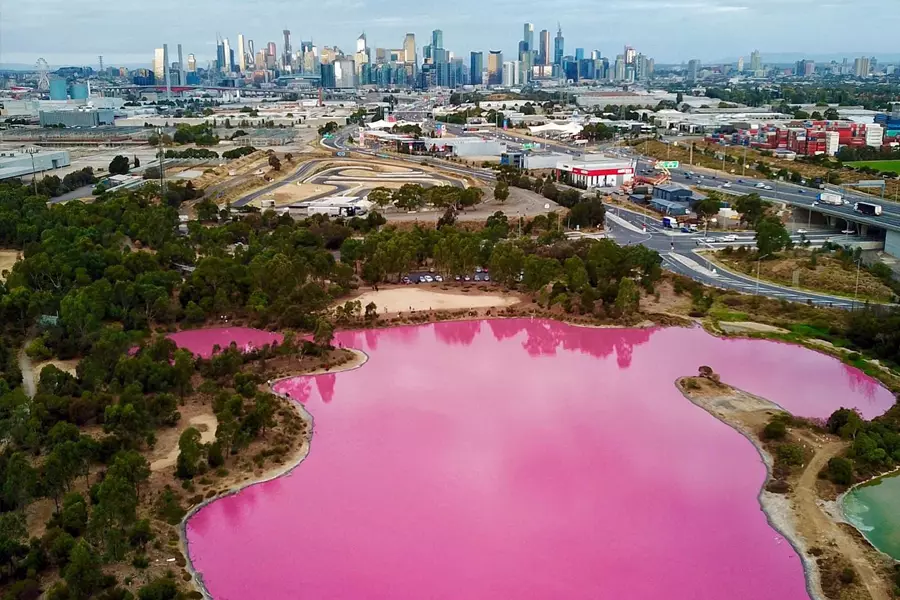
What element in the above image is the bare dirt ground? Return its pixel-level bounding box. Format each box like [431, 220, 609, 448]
[718, 321, 790, 334]
[678, 376, 894, 600]
[349, 286, 521, 315]
[385, 185, 560, 223]
[713, 250, 894, 303]
[270, 182, 338, 205]
[0, 249, 20, 280]
[150, 413, 219, 472]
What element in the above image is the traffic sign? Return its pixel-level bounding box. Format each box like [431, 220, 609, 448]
[658, 161, 679, 169]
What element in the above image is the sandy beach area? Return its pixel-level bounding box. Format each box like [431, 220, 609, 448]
[351, 286, 520, 315]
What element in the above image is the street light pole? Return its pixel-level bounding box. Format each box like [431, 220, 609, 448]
[742, 145, 747, 177]
[27, 150, 38, 195]
[755, 253, 771, 296]
[854, 259, 861, 310]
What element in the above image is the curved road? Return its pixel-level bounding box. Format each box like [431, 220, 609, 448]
[319, 120, 884, 309]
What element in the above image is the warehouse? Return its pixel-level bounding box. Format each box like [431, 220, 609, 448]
[39, 109, 116, 128]
[555, 158, 635, 188]
[0, 149, 71, 180]
[426, 137, 505, 157]
[653, 184, 693, 202]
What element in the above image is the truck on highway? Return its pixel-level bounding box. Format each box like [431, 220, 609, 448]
[854, 202, 883, 217]
[818, 192, 843, 206]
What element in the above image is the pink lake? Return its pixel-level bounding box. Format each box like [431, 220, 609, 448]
[167, 327, 284, 359]
[185, 320, 896, 600]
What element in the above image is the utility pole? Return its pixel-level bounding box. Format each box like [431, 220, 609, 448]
[742, 145, 747, 177]
[156, 127, 166, 196]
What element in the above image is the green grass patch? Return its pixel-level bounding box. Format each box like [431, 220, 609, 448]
[708, 309, 750, 322]
[846, 160, 900, 175]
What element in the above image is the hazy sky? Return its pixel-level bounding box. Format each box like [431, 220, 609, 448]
[3, 0, 899, 67]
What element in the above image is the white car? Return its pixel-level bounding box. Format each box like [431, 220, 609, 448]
[755, 183, 766, 189]
[841, 229, 855, 235]
[721, 182, 732, 188]
[796, 229, 807, 234]
[721, 235, 738, 242]
[434, 275, 444, 282]
[423, 275, 433, 283]
[764, 185, 773, 190]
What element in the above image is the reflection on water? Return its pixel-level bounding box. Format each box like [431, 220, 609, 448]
[187, 320, 896, 600]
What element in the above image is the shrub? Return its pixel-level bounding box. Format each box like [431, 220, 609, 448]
[838, 567, 856, 585]
[775, 443, 805, 467]
[762, 420, 787, 441]
[823, 456, 853, 486]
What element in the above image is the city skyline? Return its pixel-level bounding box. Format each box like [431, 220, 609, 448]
[4, 0, 900, 66]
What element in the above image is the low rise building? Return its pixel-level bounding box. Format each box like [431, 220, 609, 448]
[0, 149, 71, 180]
[39, 109, 116, 128]
[653, 184, 693, 202]
[555, 157, 634, 188]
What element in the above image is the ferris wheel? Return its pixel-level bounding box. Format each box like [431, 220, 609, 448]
[35, 58, 50, 91]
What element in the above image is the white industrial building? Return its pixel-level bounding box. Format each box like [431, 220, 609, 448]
[431, 137, 505, 157]
[0, 149, 71, 180]
[301, 196, 372, 217]
[555, 157, 635, 188]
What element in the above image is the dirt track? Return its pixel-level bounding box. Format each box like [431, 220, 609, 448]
[795, 438, 890, 600]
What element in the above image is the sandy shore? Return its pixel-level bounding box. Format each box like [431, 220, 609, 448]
[675, 378, 827, 600]
[677, 377, 896, 600]
[179, 348, 371, 599]
[350, 286, 520, 315]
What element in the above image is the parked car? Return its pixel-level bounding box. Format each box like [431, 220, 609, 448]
[435, 275, 443, 282]
[484, 275, 491, 281]
[475, 266, 483, 273]
[454, 275, 461, 281]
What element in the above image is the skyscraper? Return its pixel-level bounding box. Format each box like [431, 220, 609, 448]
[853, 56, 870, 77]
[470, 51, 483, 85]
[216, 39, 226, 72]
[737, 56, 744, 72]
[538, 30, 550, 66]
[283, 30, 292, 69]
[248, 40, 255, 64]
[187, 54, 197, 72]
[357, 32, 367, 54]
[553, 24, 564, 67]
[487, 50, 503, 85]
[267, 42, 277, 57]
[153, 48, 166, 81]
[750, 49, 761, 73]
[177, 44, 184, 74]
[624, 46, 636, 64]
[522, 23, 534, 53]
[162, 44, 171, 97]
[575, 48, 584, 61]
[403, 34, 416, 64]
[687, 59, 700, 83]
[222, 38, 232, 72]
[237, 34, 247, 71]
[432, 30, 443, 51]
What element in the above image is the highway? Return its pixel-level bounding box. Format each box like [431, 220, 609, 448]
[321, 106, 877, 308]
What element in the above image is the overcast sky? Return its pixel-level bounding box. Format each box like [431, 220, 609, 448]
[3, 0, 899, 67]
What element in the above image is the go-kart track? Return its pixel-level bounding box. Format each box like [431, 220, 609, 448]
[233, 158, 465, 208]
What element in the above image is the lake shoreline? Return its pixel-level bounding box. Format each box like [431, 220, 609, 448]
[677, 375, 896, 600]
[179, 349, 371, 599]
[674, 377, 827, 600]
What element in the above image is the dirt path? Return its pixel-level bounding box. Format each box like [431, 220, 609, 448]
[796, 439, 891, 600]
[150, 414, 218, 472]
[17, 347, 35, 399]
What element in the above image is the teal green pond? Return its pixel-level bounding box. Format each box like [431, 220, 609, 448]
[843, 473, 900, 559]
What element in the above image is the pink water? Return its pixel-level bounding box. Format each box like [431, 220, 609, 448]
[167, 327, 284, 359]
[185, 320, 896, 600]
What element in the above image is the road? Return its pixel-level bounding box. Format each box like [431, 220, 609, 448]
[605, 203, 860, 308]
[321, 108, 876, 309]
